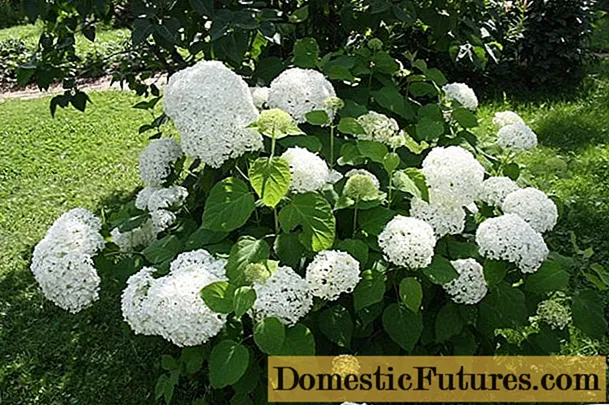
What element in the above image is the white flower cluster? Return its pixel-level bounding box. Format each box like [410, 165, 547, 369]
[356, 111, 399, 144]
[135, 185, 188, 212]
[111, 221, 157, 252]
[410, 197, 465, 238]
[536, 299, 572, 330]
[422, 146, 485, 207]
[250, 86, 269, 110]
[252, 265, 313, 325]
[378, 216, 436, 269]
[476, 214, 549, 273]
[164, 61, 262, 168]
[443, 259, 488, 305]
[306, 250, 361, 301]
[282, 147, 331, 193]
[268, 68, 336, 123]
[497, 122, 538, 150]
[31, 208, 105, 313]
[138, 138, 183, 186]
[121, 249, 228, 346]
[502, 187, 558, 233]
[493, 111, 524, 128]
[478, 176, 520, 207]
[442, 82, 479, 110]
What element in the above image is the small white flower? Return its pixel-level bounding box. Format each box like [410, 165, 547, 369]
[443, 259, 488, 305]
[250, 86, 269, 110]
[502, 187, 558, 233]
[306, 250, 361, 301]
[537, 299, 571, 330]
[356, 111, 399, 144]
[281, 147, 330, 193]
[410, 197, 466, 238]
[137, 185, 188, 212]
[111, 220, 157, 252]
[378, 216, 436, 269]
[443, 82, 478, 110]
[497, 122, 538, 150]
[138, 138, 183, 186]
[493, 111, 524, 128]
[478, 176, 520, 207]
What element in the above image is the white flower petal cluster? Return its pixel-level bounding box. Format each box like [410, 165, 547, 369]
[31, 208, 105, 313]
[306, 250, 361, 301]
[492, 111, 524, 128]
[268, 68, 336, 123]
[282, 147, 330, 193]
[410, 197, 465, 238]
[478, 176, 520, 207]
[442, 82, 478, 110]
[536, 299, 572, 330]
[135, 185, 188, 212]
[250, 86, 269, 110]
[502, 188, 558, 233]
[443, 259, 488, 305]
[111, 220, 157, 252]
[421, 146, 485, 206]
[252, 265, 313, 325]
[164, 61, 262, 168]
[378, 216, 436, 269]
[138, 138, 183, 186]
[121, 249, 228, 346]
[356, 111, 399, 144]
[476, 214, 549, 273]
[497, 122, 538, 150]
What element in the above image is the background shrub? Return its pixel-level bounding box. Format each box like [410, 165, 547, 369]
[0, 0, 24, 29]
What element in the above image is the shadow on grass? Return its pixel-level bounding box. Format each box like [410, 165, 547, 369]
[534, 107, 609, 150]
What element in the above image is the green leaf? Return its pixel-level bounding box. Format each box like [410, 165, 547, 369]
[181, 347, 207, 375]
[273, 233, 305, 268]
[393, 170, 421, 199]
[416, 118, 444, 140]
[319, 305, 353, 348]
[279, 135, 322, 152]
[435, 302, 464, 342]
[478, 283, 527, 335]
[254, 317, 286, 355]
[372, 52, 399, 74]
[190, 0, 214, 17]
[372, 86, 410, 119]
[399, 277, 422, 312]
[305, 110, 330, 126]
[452, 329, 477, 355]
[503, 162, 520, 181]
[248, 157, 291, 208]
[525, 260, 569, 294]
[336, 239, 369, 266]
[353, 269, 386, 311]
[401, 168, 429, 201]
[185, 227, 228, 250]
[161, 355, 179, 371]
[293, 38, 319, 68]
[289, 5, 309, 23]
[358, 207, 396, 235]
[572, 289, 608, 339]
[425, 68, 447, 86]
[383, 152, 400, 173]
[142, 235, 182, 264]
[357, 140, 388, 163]
[337, 117, 365, 135]
[423, 256, 459, 284]
[200, 281, 235, 313]
[590, 263, 609, 286]
[277, 323, 316, 355]
[452, 107, 478, 128]
[233, 287, 256, 318]
[278, 193, 336, 252]
[409, 82, 436, 97]
[483, 259, 506, 287]
[226, 236, 270, 285]
[209, 340, 250, 388]
[382, 303, 422, 351]
[203, 177, 256, 232]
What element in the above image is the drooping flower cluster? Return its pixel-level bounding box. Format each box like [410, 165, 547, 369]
[138, 138, 183, 186]
[536, 299, 572, 330]
[31, 208, 105, 313]
[164, 61, 262, 167]
[344, 169, 381, 201]
[502, 187, 558, 233]
[442, 82, 479, 110]
[478, 176, 520, 207]
[410, 197, 466, 238]
[268, 68, 336, 123]
[476, 214, 549, 273]
[306, 250, 361, 301]
[251, 265, 313, 325]
[282, 147, 331, 193]
[497, 122, 538, 150]
[378, 216, 437, 269]
[356, 111, 399, 144]
[121, 249, 228, 346]
[443, 259, 488, 305]
[492, 111, 524, 128]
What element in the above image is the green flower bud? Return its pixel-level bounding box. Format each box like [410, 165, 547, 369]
[244, 262, 273, 284]
[323, 96, 345, 112]
[344, 169, 381, 201]
[536, 299, 571, 330]
[368, 38, 383, 51]
[252, 108, 302, 138]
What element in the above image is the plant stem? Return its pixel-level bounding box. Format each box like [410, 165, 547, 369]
[388, 170, 394, 209]
[274, 208, 279, 235]
[352, 205, 359, 237]
[330, 125, 335, 168]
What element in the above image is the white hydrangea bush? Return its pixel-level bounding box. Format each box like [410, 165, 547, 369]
[31, 45, 603, 403]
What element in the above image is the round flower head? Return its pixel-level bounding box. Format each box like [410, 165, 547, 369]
[281, 147, 330, 193]
[150, 209, 176, 233]
[138, 138, 183, 186]
[476, 214, 549, 273]
[323, 96, 345, 112]
[537, 299, 572, 330]
[111, 220, 157, 252]
[443, 259, 488, 305]
[251, 265, 313, 325]
[30, 208, 105, 313]
[253, 108, 302, 137]
[268, 68, 336, 123]
[478, 176, 520, 207]
[493, 111, 524, 128]
[356, 111, 399, 144]
[442, 82, 478, 110]
[502, 188, 558, 233]
[378, 215, 436, 269]
[344, 169, 381, 200]
[421, 146, 485, 206]
[306, 250, 361, 301]
[164, 61, 262, 168]
[136, 185, 188, 212]
[121, 266, 157, 335]
[250, 86, 269, 110]
[497, 122, 538, 150]
[410, 197, 465, 238]
[332, 355, 361, 377]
